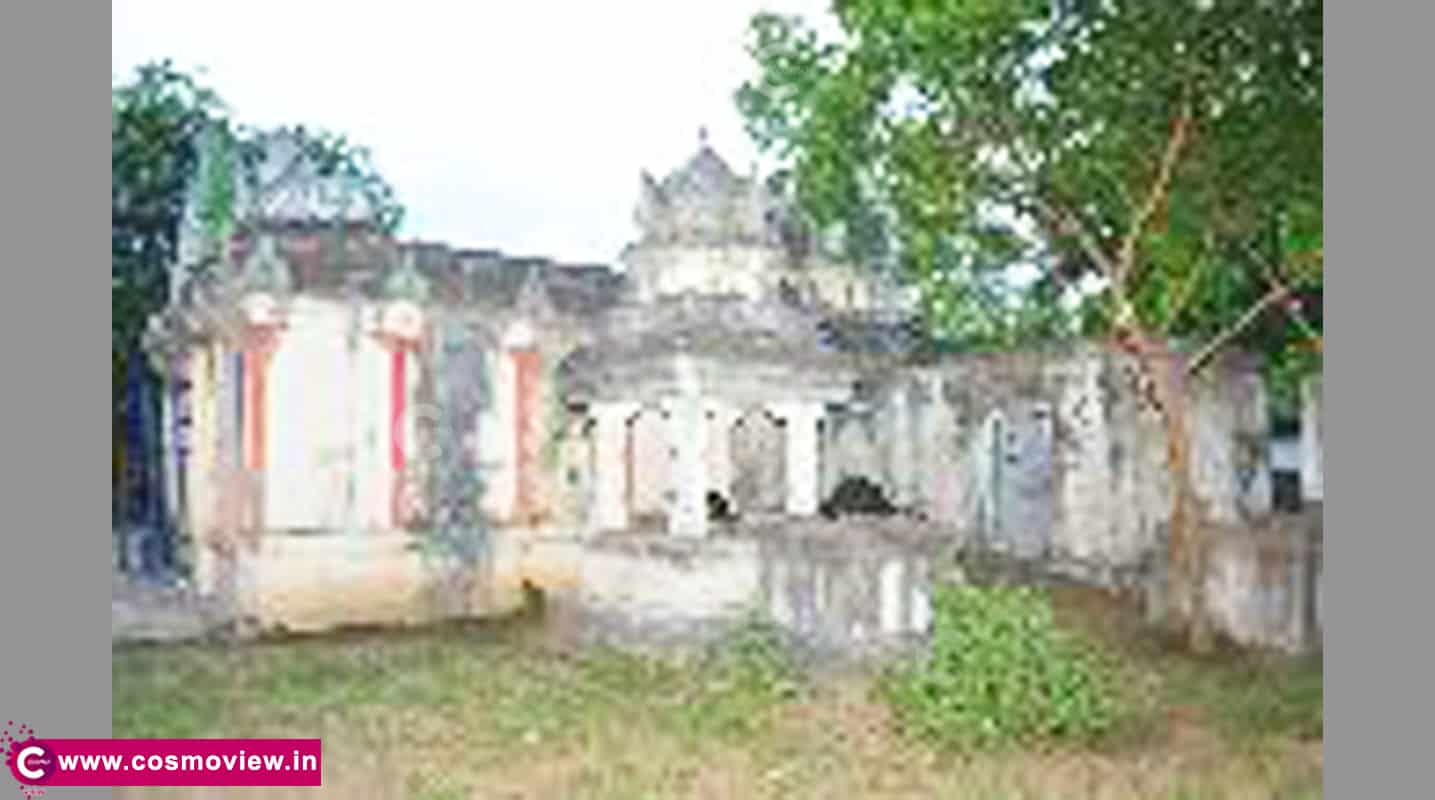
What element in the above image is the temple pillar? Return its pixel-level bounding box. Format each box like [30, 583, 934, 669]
[240, 324, 280, 532]
[512, 347, 543, 523]
[774, 401, 823, 516]
[590, 402, 636, 534]
[667, 357, 708, 538]
[705, 401, 737, 502]
[1301, 375, 1323, 503]
[189, 345, 217, 595]
[889, 385, 915, 507]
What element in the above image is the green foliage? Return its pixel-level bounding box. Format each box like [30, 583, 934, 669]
[738, 1, 1322, 391]
[112, 61, 230, 410]
[194, 124, 238, 261]
[881, 585, 1117, 749]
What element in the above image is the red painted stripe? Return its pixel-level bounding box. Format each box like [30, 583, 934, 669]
[244, 349, 265, 472]
[513, 349, 541, 519]
[390, 347, 406, 526]
[255, 352, 267, 472]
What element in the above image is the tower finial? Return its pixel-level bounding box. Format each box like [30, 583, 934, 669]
[698, 125, 709, 147]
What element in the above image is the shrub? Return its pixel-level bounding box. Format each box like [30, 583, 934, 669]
[881, 584, 1118, 749]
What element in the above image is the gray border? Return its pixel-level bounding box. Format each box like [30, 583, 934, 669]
[0, 3, 113, 799]
[0, 2, 1380, 798]
[1327, 3, 1425, 797]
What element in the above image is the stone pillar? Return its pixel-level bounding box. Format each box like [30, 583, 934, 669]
[776, 402, 823, 516]
[512, 348, 543, 522]
[1300, 375, 1323, 503]
[590, 402, 635, 534]
[187, 347, 214, 559]
[705, 401, 737, 502]
[162, 362, 178, 537]
[240, 326, 280, 532]
[889, 385, 915, 507]
[489, 347, 519, 522]
[668, 357, 708, 538]
[922, 375, 960, 523]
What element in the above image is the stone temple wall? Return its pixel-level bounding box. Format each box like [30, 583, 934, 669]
[543, 519, 953, 659]
[817, 345, 1273, 584]
[138, 136, 1312, 657]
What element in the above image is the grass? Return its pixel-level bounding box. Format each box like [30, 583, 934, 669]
[113, 589, 1321, 799]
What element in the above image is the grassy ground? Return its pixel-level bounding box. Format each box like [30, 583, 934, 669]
[113, 587, 1321, 799]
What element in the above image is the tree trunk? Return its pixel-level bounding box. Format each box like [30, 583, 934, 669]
[1129, 334, 1215, 654]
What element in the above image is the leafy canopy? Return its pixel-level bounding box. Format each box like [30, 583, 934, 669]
[738, 0, 1321, 404]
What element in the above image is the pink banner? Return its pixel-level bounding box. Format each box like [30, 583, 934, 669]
[6, 738, 322, 788]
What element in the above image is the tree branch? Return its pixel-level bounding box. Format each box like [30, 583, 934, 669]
[1240, 239, 1321, 336]
[1117, 103, 1193, 287]
[1162, 255, 1206, 332]
[1033, 194, 1119, 282]
[968, 108, 1123, 288]
[1185, 282, 1292, 376]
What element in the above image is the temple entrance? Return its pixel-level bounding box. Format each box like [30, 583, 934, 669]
[730, 407, 786, 515]
[627, 405, 670, 527]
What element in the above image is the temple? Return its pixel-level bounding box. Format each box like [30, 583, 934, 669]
[141, 130, 1304, 653]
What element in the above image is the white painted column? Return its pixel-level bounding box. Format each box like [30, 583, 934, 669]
[668, 356, 708, 538]
[889, 386, 914, 507]
[923, 375, 960, 523]
[705, 401, 737, 501]
[777, 402, 823, 516]
[162, 364, 179, 533]
[479, 349, 518, 522]
[1300, 375, 1323, 502]
[189, 348, 215, 595]
[590, 402, 635, 534]
[356, 328, 390, 530]
[880, 559, 906, 634]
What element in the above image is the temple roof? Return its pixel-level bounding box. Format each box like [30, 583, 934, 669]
[555, 291, 923, 405]
[632, 130, 791, 248]
[658, 129, 740, 199]
[230, 129, 381, 227]
[172, 228, 628, 320]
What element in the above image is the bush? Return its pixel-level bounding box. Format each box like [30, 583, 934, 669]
[881, 584, 1118, 749]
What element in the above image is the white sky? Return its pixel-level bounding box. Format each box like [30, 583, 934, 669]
[112, 0, 835, 265]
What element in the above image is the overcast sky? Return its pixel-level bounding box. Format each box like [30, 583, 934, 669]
[113, 1, 835, 265]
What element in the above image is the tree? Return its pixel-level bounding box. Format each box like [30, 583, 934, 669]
[738, 0, 1322, 651]
[113, 61, 226, 416]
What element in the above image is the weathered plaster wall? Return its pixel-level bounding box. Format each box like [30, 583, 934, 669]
[561, 535, 763, 647]
[805, 260, 877, 311]
[264, 298, 396, 531]
[1145, 509, 1323, 654]
[232, 531, 527, 633]
[546, 522, 949, 656]
[730, 407, 787, 513]
[756, 522, 945, 656]
[626, 244, 780, 302]
[812, 347, 1272, 581]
